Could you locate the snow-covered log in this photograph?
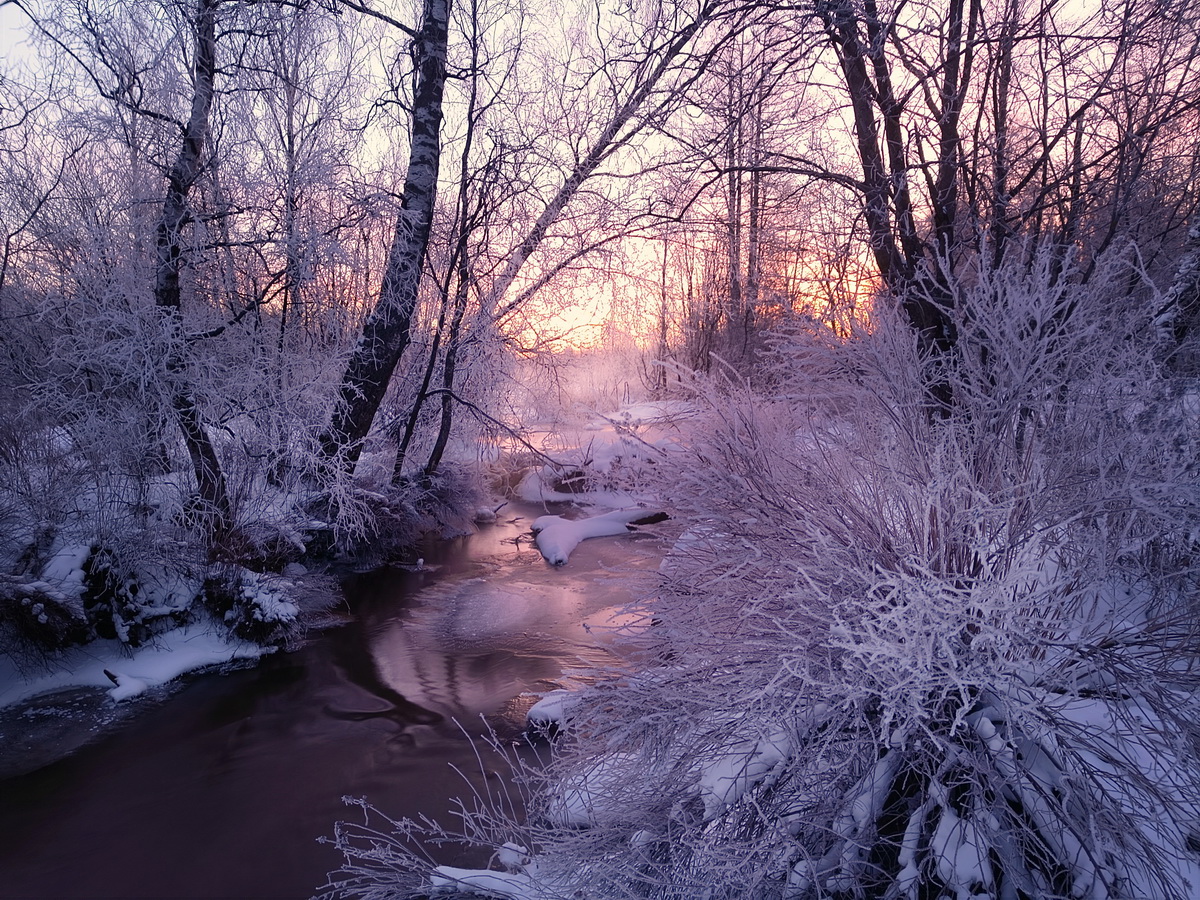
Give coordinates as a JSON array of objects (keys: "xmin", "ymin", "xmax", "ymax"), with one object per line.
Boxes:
[{"xmin": 531, "ymin": 509, "xmax": 667, "ymax": 565}]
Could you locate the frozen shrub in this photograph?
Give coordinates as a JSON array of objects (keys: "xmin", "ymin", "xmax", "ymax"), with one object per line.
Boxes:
[
  {"xmin": 82, "ymin": 548, "xmax": 199, "ymax": 646},
  {"xmin": 202, "ymin": 565, "xmax": 300, "ymax": 647},
  {"xmin": 0, "ymin": 575, "xmax": 90, "ymax": 669},
  {"xmin": 217, "ymin": 520, "xmax": 309, "ymax": 572}
]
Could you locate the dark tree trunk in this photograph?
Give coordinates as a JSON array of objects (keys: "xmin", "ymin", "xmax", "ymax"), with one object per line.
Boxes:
[
  {"xmin": 391, "ymin": 287, "xmax": 449, "ymax": 482},
  {"xmin": 423, "ymin": 272, "xmax": 469, "ymax": 477},
  {"xmin": 154, "ymin": 0, "xmax": 232, "ymax": 547},
  {"xmin": 819, "ymin": 0, "xmax": 957, "ymax": 406},
  {"xmin": 319, "ymin": 0, "xmax": 449, "ymax": 473}
]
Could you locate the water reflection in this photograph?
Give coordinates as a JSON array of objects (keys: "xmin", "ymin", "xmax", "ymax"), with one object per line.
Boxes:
[{"xmin": 366, "ymin": 573, "xmax": 613, "ymax": 721}]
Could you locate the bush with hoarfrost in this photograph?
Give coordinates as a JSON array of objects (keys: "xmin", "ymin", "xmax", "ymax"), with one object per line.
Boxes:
[
  {"xmin": 202, "ymin": 565, "xmax": 301, "ymax": 647},
  {"xmin": 320, "ymin": 251, "xmax": 1200, "ymax": 899}
]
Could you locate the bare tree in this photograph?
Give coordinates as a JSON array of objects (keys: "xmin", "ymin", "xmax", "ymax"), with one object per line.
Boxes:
[
  {"xmin": 321, "ymin": 0, "xmax": 745, "ymax": 476},
  {"xmin": 317, "ymin": 0, "xmax": 450, "ymax": 473},
  {"xmin": 151, "ymin": 0, "xmax": 234, "ymax": 543},
  {"xmin": 741, "ymin": 0, "xmax": 1200, "ymax": 380},
  {"xmin": 15, "ymin": 0, "xmax": 243, "ymax": 543}
]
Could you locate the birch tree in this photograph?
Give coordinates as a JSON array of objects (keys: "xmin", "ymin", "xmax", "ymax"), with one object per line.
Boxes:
[
  {"xmin": 318, "ymin": 0, "xmax": 450, "ymax": 473},
  {"xmin": 320, "ymin": 0, "xmax": 741, "ymax": 476}
]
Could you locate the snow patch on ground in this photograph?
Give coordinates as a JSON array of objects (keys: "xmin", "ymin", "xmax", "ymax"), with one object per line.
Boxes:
[{"xmin": 514, "ymin": 468, "xmax": 642, "ymax": 508}]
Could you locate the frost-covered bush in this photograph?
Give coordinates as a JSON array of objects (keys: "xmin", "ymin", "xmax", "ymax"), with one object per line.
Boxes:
[
  {"xmin": 83, "ymin": 547, "xmax": 200, "ymax": 646},
  {"xmin": 321, "ymin": 251, "xmax": 1200, "ymax": 899},
  {"xmin": 0, "ymin": 537, "xmax": 207, "ymax": 664},
  {"xmin": 202, "ymin": 565, "xmax": 301, "ymax": 646},
  {"xmin": 0, "ymin": 574, "xmax": 90, "ymax": 670}
]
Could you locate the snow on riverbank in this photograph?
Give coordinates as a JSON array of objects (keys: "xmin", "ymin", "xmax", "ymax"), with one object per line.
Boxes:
[
  {"xmin": 513, "ymin": 400, "xmax": 690, "ymax": 507},
  {"xmin": 0, "ymin": 623, "xmax": 268, "ymax": 708}
]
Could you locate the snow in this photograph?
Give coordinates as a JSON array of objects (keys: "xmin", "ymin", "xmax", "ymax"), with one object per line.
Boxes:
[
  {"xmin": 696, "ymin": 727, "xmax": 792, "ymax": 820},
  {"xmin": 0, "ymin": 624, "xmax": 268, "ymax": 708},
  {"xmin": 532, "ymin": 508, "xmax": 664, "ymax": 565},
  {"xmin": 39, "ymin": 543, "xmax": 91, "ymax": 602},
  {"xmin": 526, "ymin": 689, "xmax": 579, "ymax": 729},
  {"xmin": 928, "ymin": 782, "xmax": 994, "ymax": 896},
  {"xmin": 1051, "ymin": 694, "xmax": 1200, "ymax": 897},
  {"xmin": 238, "ymin": 570, "xmax": 300, "ymax": 624},
  {"xmin": 429, "ymin": 865, "xmax": 534, "ymax": 898},
  {"xmin": 495, "ymin": 842, "xmax": 529, "ymax": 871},
  {"xmin": 548, "ymin": 751, "xmax": 637, "ymax": 827},
  {"xmin": 514, "ymin": 467, "xmax": 641, "ymax": 508},
  {"xmin": 104, "ymin": 669, "xmax": 149, "ymax": 702}
]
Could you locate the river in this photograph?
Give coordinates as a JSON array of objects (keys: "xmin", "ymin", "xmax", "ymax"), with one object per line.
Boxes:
[{"xmin": 0, "ymin": 503, "xmax": 665, "ymax": 899}]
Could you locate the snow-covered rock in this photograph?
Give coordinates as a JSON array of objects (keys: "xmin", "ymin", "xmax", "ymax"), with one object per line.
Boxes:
[{"xmin": 526, "ymin": 689, "xmax": 580, "ymax": 731}]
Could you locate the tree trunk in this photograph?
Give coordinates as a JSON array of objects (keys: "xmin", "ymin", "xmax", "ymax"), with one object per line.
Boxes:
[
  {"xmin": 319, "ymin": 0, "xmax": 449, "ymax": 473},
  {"xmin": 423, "ymin": 267, "xmax": 469, "ymax": 477},
  {"xmin": 154, "ymin": 0, "xmax": 232, "ymax": 546},
  {"xmin": 819, "ymin": 0, "xmax": 957, "ymax": 408}
]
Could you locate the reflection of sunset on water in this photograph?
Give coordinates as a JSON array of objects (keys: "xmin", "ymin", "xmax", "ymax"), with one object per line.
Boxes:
[{"xmin": 359, "ymin": 505, "xmax": 662, "ymax": 723}]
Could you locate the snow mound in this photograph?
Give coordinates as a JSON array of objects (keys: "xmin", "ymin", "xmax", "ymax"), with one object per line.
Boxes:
[
  {"xmin": 526, "ymin": 689, "xmax": 580, "ymax": 731},
  {"xmin": 531, "ymin": 508, "xmax": 666, "ymax": 565}
]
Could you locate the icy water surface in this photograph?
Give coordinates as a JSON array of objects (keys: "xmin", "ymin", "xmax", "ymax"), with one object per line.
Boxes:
[{"xmin": 0, "ymin": 505, "xmax": 664, "ymax": 899}]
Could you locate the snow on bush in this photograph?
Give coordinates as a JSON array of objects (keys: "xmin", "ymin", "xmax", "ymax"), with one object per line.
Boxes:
[
  {"xmin": 83, "ymin": 548, "xmax": 200, "ymax": 646},
  {"xmin": 320, "ymin": 251, "xmax": 1200, "ymax": 899},
  {"xmin": 1, "ymin": 538, "xmax": 209, "ymax": 665},
  {"xmin": 202, "ymin": 565, "xmax": 301, "ymax": 646},
  {"xmin": 0, "ymin": 573, "xmax": 90, "ymax": 670}
]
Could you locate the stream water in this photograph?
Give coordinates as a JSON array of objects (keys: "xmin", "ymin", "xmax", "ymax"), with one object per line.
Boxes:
[{"xmin": 0, "ymin": 504, "xmax": 664, "ymax": 899}]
